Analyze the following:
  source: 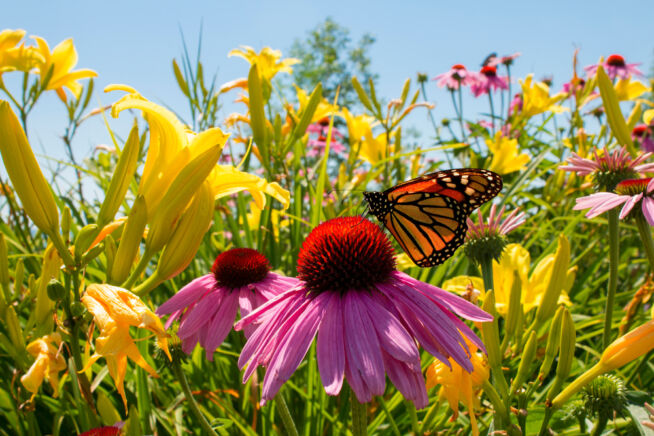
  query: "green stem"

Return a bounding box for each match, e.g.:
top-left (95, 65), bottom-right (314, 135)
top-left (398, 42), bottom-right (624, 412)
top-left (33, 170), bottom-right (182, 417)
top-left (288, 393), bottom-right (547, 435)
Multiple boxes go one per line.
top-left (418, 397), bottom-right (442, 434)
top-left (122, 248), bottom-right (155, 289)
top-left (274, 393), bottom-right (299, 436)
top-left (537, 407), bottom-right (554, 436)
top-left (603, 209), bottom-right (620, 349)
top-left (350, 391), bottom-right (368, 436)
top-left (480, 258), bottom-right (494, 293)
top-left (49, 231), bottom-right (75, 269)
top-left (635, 213), bottom-right (654, 272)
top-left (488, 92), bottom-right (496, 135)
top-left (171, 358), bottom-right (219, 436)
top-left (457, 86), bottom-right (467, 143)
top-left (590, 414), bottom-right (609, 436)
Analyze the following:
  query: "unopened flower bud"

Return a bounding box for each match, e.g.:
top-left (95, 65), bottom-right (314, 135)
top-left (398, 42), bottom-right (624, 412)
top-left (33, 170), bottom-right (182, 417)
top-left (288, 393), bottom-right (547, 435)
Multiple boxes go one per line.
top-left (46, 279), bottom-right (66, 301)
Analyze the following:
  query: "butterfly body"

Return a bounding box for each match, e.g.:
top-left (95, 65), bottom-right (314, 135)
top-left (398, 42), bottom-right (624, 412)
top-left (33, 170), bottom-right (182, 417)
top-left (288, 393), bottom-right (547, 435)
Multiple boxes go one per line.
top-left (363, 169), bottom-right (502, 267)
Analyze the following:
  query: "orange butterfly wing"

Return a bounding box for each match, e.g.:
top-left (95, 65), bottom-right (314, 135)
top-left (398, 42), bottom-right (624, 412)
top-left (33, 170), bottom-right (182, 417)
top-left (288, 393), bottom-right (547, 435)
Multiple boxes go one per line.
top-left (364, 169), bottom-right (502, 267)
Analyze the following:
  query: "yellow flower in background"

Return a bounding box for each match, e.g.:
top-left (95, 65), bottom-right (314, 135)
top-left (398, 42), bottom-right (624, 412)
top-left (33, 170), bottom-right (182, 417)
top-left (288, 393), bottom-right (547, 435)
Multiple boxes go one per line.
top-left (442, 276), bottom-right (484, 304)
top-left (449, 243), bottom-right (574, 316)
top-left (425, 338), bottom-right (489, 436)
top-left (21, 332), bottom-right (66, 398)
top-left (645, 109), bottom-right (654, 125)
top-left (211, 164), bottom-right (290, 209)
top-left (295, 86), bottom-right (339, 122)
top-left (517, 74), bottom-right (568, 119)
top-left (0, 29), bottom-right (44, 74)
top-left (341, 107), bottom-right (376, 144)
top-left (360, 129), bottom-right (389, 165)
top-left (228, 45), bottom-right (299, 81)
top-left (82, 284), bottom-right (170, 409)
top-left (614, 78), bottom-right (650, 102)
top-left (32, 36), bottom-right (97, 101)
top-left (486, 132), bottom-right (530, 175)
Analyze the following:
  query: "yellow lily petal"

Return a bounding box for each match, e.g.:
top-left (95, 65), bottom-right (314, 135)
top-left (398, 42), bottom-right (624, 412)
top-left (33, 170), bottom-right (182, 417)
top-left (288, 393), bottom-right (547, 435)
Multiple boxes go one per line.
top-left (210, 165), bottom-right (291, 210)
top-left (486, 132), bottom-right (530, 175)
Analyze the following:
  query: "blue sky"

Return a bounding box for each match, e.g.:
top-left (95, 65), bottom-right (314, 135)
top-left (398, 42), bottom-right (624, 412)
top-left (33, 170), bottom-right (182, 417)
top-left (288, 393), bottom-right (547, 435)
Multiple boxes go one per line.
top-left (2, 0), bottom-right (654, 171)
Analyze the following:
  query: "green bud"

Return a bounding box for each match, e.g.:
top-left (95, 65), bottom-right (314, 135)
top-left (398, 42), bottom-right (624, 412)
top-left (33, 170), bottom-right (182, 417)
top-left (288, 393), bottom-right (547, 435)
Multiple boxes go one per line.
top-left (81, 242), bottom-right (105, 266)
top-left (504, 271), bottom-right (522, 342)
top-left (538, 305), bottom-right (565, 380)
top-left (109, 195), bottom-right (147, 285)
top-left (582, 374), bottom-right (627, 418)
top-left (70, 302), bottom-right (85, 317)
top-left (13, 258), bottom-right (24, 297)
top-left (536, 234), bottom-right (571, 325)
top-left (74, 224), bottom-right (100, 259)
top-left (6, 305), bottom-right (25, 351)
top-left (61, 205), bottom-right (71, 240)
top-left (97, 123), bottom-right (141, 228)
top-left (46, 279), bottom-right (66, 301)
top-left (511, 330), bottom-right (537, 394)
top-left (547, 307), bottom-right (576, 401)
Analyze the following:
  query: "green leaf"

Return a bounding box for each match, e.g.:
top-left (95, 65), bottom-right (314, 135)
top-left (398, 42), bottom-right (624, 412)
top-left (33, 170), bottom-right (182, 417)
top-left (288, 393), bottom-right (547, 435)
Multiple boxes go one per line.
top-left (288, 82), bottom-right (323, 149)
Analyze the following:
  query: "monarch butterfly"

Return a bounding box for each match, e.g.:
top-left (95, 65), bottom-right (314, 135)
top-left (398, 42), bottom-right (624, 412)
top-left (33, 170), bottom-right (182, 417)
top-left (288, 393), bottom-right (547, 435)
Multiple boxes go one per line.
top-left (363, 168), bottom-right (502, 267)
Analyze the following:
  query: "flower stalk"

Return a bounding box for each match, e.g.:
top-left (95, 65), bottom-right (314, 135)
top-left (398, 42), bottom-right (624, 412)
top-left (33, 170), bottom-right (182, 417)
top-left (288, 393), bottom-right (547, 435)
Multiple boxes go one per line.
top-left (274, 394), bottom-right (299, 436)
top-left (603, 208), bottom-right (620, 348)
top-left (171, 358), bottom-right (219, 436)
top-left (634, 213), bottom-right (654, 272)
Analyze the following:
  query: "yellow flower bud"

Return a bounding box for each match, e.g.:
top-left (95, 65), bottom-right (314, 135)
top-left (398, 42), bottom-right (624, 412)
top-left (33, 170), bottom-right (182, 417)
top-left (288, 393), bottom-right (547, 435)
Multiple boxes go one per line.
top-left (511, 330), bottom-right (537, 394)
top-left (547, 308), bottom-right (576, 402)
top-left (146, 143), bottom-right (222, 254)
top-left (596, 65), bottom-right (633, 148)
top-left (552, 319), bottom-right (654, 409)
top-left (109, 196), bottom-right (147, 285)
top-left (34, 243), bottom-right (63, 329)
top-left (538, 305), bottom-right (565, 380)
top-left (156, 181), bottom-right (214, 281)
top-left (0, 233), bottom-right (9, 309)
top-left (97, 123), bottom-right (141, 227)
top-left (0, 101), bottom-right (60, 236)
top-left (6, 305), bottom-right (25, 352)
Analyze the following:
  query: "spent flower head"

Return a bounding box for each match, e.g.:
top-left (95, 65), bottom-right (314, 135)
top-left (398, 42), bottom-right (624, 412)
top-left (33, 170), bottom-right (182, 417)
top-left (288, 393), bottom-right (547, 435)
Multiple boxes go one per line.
top-left (235, 217), bottom-right (492, 408)
top-left (156, 248), bottom-right (299, 360)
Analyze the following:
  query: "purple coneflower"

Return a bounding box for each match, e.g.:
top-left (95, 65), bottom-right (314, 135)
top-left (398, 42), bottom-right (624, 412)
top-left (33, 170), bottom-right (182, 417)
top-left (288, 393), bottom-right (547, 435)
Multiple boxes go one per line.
top-left (433, 64), bottom-right (476, 90)
top-left (464, 204), bottom-right (525, 265)
top-left (235, 217), bottom-right (492, 408)
top-left (633, 125), bottom-right (654, 153)
top-left (471, 66), bottom-right (508, 97)
top-left (584, 54), bottom-right (643, 80)
top-left (559, 146), bottom-right (654, 190)
top-left (573, 178), bottom-right (654, 225)
top-left (562, 77), bottom-right (586, 95)
top-left (156, 248), bottom-right (299, 360)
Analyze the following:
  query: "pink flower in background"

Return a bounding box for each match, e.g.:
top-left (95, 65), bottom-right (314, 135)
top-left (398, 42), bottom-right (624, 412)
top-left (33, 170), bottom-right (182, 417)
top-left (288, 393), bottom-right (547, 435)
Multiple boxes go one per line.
top-left (306, 119), bottom-right (346, 158)
top-left (471, 66), bottom-right (508, 97)
top-left (633, 124), bottom-right (654, 153)
top-left (486, 52), bottom-right (521, 67)
top-left (562, 77), bottom-right (586, 94)
top-left (508, 93), bottom-right (522, 116)
top-left (157, 248), bottom-right (299, 360)
top-left (574, 178), bottom-right (654, 225)
top-left (235, 217), bottom-right (492, 408)
top-left (584, 54), bottom-right (643, 80)
top-left (433, 64), bottom-right (476, 90)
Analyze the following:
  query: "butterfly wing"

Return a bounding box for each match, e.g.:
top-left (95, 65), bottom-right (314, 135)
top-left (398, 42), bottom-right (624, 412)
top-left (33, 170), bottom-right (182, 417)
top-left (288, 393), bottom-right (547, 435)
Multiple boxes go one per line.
top-left (366, 169), bottom-right (502, 267)
top-left (383, 191), bottom-right (469, 267)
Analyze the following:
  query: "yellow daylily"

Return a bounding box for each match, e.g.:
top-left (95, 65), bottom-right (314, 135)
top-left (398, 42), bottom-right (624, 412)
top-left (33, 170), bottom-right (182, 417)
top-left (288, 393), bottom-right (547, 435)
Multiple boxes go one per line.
top-left (0, 29), bottom-right (43, 74)
top-left (614, 78), bottom-right (650, 102)
top-left (552, 318), bottom-right (654, 409)
top-left (32, 36), bottom-right (97, 102)
top-left (21, 332), bottom-right (66, 398)
top-left (486, 132), bottom-right (530, 175)
top-left (295, 86), bottom-right (339, 122)
top-left (425, 337), bottom-right (489, 436)
top-left (645, 109), bottom-right (654, 125)
top-left (360, 129), bottom-right (389, 165)
top-left (341, 107), bottom-right (376, 144)
top-left (442, 275), bottom-right (484, 304)
top-left (108, 86), bottom-right (289, 216)
top-left (517, 74), bottom-right (568, 119)
top-left (450, 243), bottom-right (573, 316)
top-left (228, 46), bottom-right (299, 82)
top-left (82, 284), bottom-right (170, 409)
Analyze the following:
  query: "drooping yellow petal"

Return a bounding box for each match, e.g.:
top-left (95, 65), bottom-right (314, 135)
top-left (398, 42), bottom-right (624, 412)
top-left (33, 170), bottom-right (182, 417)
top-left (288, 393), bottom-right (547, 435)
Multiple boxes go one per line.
top-left (210, 165), bottom-right (291, 210)
top-left (614, 78), bottom-right (650, 102)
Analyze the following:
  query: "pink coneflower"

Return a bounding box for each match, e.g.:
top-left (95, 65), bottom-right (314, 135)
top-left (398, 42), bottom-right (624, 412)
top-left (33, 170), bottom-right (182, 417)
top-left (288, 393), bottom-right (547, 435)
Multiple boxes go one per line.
top-left (79, 425), bottom-right (123, 436)
top-left (633, 124), bottom-right (654, 153)
top-left (235, 217), bottom-right (492, 408)
top-left (573, 178), bottom-right (654, 225)
top-left (559, 146), bottom-right (654, 190)
top-left (464, 204), bottom-right (525, 265)
top-left (307, 119), bottom-right (346, 158)
top-left (562, 77), bottom-right (586, 95)
top-left (508, 93), bottom-right (522, 116)
top-left (584, 54), bottom-right (643, 80)
top-left (156, 248), bottom-right (299, 360)
top-left (471, 66), bottom-right (508, 97)
top-left (486, 52), bottom-right (521, 68)
top-left (433, 64), bottom-right (476, 90)
top-left (466, 204), bottom-right (525, 241)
